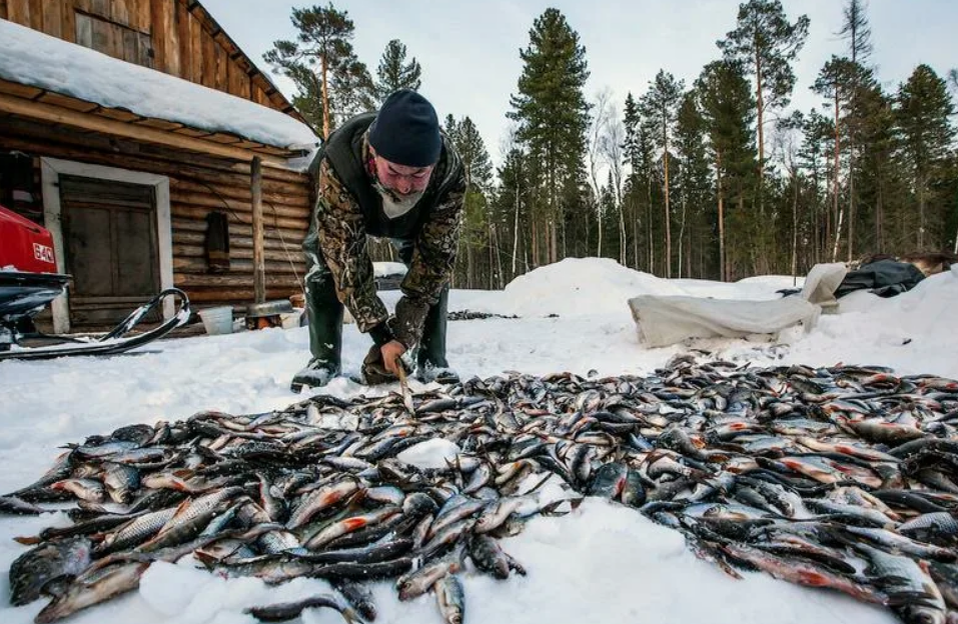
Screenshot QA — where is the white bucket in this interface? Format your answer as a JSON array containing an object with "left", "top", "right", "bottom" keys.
[{"left": 198, "top": 306, "right": 233, "bottom": 335}]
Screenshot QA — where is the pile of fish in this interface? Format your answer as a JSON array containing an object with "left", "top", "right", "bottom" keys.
[{"left": 4, "top": 358, "right": 958, "bottom": 624}]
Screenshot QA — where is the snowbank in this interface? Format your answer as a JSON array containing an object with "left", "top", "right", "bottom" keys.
[
  {"left": 0, "top": 20, "right": 318, "bottom": 150},
  {"left": 499, "top": 257, "right": 688, "bottom": 318}
]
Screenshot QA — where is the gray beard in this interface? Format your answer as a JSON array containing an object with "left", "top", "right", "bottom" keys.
[{"left": 375, "top": 181, "right": 424, "bottom": 219}]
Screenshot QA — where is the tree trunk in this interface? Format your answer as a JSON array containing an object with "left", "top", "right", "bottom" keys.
[
  {"left": 876, "top": 162, "right": 884, "bottom": 253},
  {"left": 321, "top": 55, "right": 330, "bottom": 140},
  {"left": 647, "top": 176, "right": 654, "bottom": 273},
  {"left": 512, "top": 181, "right": 521, "bottom": 277},
  {"left": 632, "top": 199, "right": 639, "bottom": 270},
  {"left": 664, "top": 145, "right": 672, "bottom": 278},
  {"left": 831, "top": 89, "right": 842, "bottom": 263},
  {"left": 717, "top": 152, "right": 726, "bottom": 282},
  {"left": 678, "top": 186, "right": 686, "bottom": 277},
  {"left": 918, "top": 173, "right": 926, "bottom": 248},
  {"left": 791, "top": 170, "right": 799, "bottom": 280}
]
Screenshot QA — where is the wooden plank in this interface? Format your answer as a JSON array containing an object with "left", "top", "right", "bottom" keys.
[
  {"left": 37, "top": 91, "right": 100, "bottom": 112},
  {"left": 168, "top": 192, "right": 308, "bottom": 218},
  {"left": 75, "top": 12, "right": 93, "bottom": 48},
  {"left": 173, "top": 260, "right": 302, "bottom": 278},
  {"left": 173, "top": 127, "right": 211, "bottom": 138},
  {"left": 96, "top": 107, "right": 142, "bottom": 122},
  {"left": 0, "top": 93, "right": 291, "bottom": 168},
  {"left": 171, "top": 204, "right": 307, "bottom": 230},
  {"left": 150, "top": 0, "right": 168, "bottom": 72},
  {"left": 170, "top": 178, "right": 310, "bottom": 207},
  {"left": 125, "top": 0, "right": 140, "bottom": 30},
  {"left": 89, "top": 0, "right": 110, "bottom": 19},
  {"left": 204, "top": 132, "right": 242, "bottom": 145},
  {"left": 214, "top": 43, "right": 228, "bottom": 92},
  {"left": 176, "top": 0, "right": 191, "bottom": 80},
  {"left": 252, "top": 85, "right": 269, "bottom": 106},
  {"left": 112, "top": 0, "right": 131, "bottom": 26},
  {"left": 91, "top": 16, "right": 110, "bottom": 55},
  {"left": 135, "top": 117, "right": 184, "bottom": 131},
  {"left": 237, "top": 66, "right": 251, "bottom": 100},
  {"left": 166, "top": 0, "right": 181, "bottom": 77},
  {"left": 137, "top": 0, "right": 150, "bottom": 34},
  {"left": 61, "top": 1, "right": 77, "bottom": 43},
  {"left": 0, "top": 79, "right": 44, "bottom": 100},
  {"left": 201, "top": 31, "right": 216, "bottom": 88},
  {"left": 0, "top": 1, "right": 8, "bottom": 21},
  {"left": 7, "top": 0, "right": 29, "bottom": 27},
  {"left": 42, "top": 1, "right": 62, "bottom": 39},
  {"left": 138, "top": 31, "right": 154, "bottom": 68},
  {"left": 122, "top": 28, "right": 138, "bottom": 64},
  {"left": 190, "top": 12, "right": 203, "bottom": 84},
  {"left": 27, "top": 0, "right": 42, "bottom": 31},
  {"left": 173, "top": 230, "right": 309, "bottom": 252}
]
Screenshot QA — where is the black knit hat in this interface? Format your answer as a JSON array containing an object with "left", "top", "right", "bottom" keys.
[{"left": 369, "top": 89, "right": 441, "bottom": 167}]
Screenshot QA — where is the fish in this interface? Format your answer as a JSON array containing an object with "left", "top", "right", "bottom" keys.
[
  {"left": 244, "top": 594, "right": 357, "bottom": 623},
  {"left": 3, "top": 361, "right": 958, "bottom": 624},
  {"left": 9, "top": 537, "right": 93, "bottom": 606}
]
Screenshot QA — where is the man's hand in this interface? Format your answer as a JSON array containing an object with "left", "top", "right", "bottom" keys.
[
  {"left": 361, "top": 341, "right": 407, "bottom": 385},
  {"left": 380, "top": 340, "right": 407, "bottom": 376}
]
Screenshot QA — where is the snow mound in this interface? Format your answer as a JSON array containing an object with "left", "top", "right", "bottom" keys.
[{"left": 500, "top": 258, "right": 687, "bottom": 318}]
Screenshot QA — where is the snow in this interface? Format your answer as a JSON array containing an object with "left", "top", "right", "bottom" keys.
[
  {"left": 374, "top": 262, "right": 408, "bottom": 278},
  {"left": 0, "top": 20, "right": 319, "bottom": 153},
  {"left": 396, "top": 439, "right": 461, "bottom": 470},
  {"left": 3, "top": 257, "right": 956, "bottom": 624}
]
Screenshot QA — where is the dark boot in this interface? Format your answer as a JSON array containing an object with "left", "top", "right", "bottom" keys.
[
  {"left": 416, "top": 285, "right": 458, "bottom": 384},
  {"left": 290, "top": 273, "right": 343, "bottom": 392},
  {"left": 391, "top": 238, "right": 458, "bottom": 385}
]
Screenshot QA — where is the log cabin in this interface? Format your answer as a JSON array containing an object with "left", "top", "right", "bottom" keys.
[{"left": 0, "top": 0, "right": 320, "bottom": 332}]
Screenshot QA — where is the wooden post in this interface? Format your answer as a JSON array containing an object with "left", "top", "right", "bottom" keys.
[{"left": 251, "top": 156, "right": 266, "bottom": 303}]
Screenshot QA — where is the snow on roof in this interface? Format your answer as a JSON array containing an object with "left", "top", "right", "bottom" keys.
[{"left": 0, "top": 20, "right": 319, "bottom": 151}]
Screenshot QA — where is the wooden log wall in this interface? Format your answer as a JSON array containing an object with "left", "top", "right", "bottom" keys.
[
  {"left": 0, "top": 0, "right": 302, "bottom": 121},
  {"left": 0, "top": 117, "right": 313, "bottom": 309}
]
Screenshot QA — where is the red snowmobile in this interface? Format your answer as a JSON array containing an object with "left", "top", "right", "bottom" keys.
[{"left": 0, "top": 204, "right": 190, "bottom": 360}]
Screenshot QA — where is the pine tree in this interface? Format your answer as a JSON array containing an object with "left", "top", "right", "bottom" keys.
[
  {"left": 812, "top": 56, "right": 860, "bottom": 261},
  {"left": 264, "top": 3, "right": 373, "bottom": 138},
  {"left": 897, "top": 65, "right": 956, "bottom": 248},
  {"left": 674, "top": 90, "right": 711, "bottom": 277},
  {"left": 375, "top": 39, "right": 422, "bottom": 102},
  {"left": 639, "top": 71, "right": 685, "bottom": 277},
  {"left": 718, "top": 0, "right": 809, "bottom": 170},
  {"left": 697, "top": 60, "right": 756, "bottom": 280},
  {"left": 507, "top": 8, "right": 591, "bottom": 265},
  {"left": 838, "top": 0, "right": 873, "bottom": 260},
  {"left": 446, "top": 116, "right": 494, "bottom": 288}
]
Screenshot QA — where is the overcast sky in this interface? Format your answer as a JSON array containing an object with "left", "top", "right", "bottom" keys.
[{"left": 201, "top": 0, "right": 956, "bottom": 163}]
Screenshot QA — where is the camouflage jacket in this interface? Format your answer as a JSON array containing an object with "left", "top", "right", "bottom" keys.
[{"left": 306, "top": 114, "right": 466, "bottom": 347}]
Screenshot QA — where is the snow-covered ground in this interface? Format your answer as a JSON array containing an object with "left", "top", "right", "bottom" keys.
[{"left": 3, "top": 257, "right": 957, "bottom": 624}]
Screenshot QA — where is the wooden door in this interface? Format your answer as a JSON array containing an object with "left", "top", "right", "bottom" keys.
[{"left": 59, "top": 175, "right": 160, "bottom": 326}]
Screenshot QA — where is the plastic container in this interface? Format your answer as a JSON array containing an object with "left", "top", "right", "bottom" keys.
[{"left": 198, "top": 306, "right": 233, "bottom": 335}]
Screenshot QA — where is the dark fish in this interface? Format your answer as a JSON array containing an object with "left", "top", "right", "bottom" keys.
[
  {"left": 9, "top": 537, "right": 92, "bottom": 606},
  {"left": 244, "top": 594, "right": 357, "bottom": 623}
]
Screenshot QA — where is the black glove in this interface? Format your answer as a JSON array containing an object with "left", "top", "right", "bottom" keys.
[
  {"left": 387, "top": 296, "right": 430, "bottom": 349},
  {"left": 361, "top": 344, "right": 397, "bottom": 385}
]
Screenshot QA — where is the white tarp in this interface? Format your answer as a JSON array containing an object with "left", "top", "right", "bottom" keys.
[
  {"left": 628, "top": 263, "right": 848, "bottom": 347},
  {"left": 0, "top": 20, "right": 318, "bottom": 151}
]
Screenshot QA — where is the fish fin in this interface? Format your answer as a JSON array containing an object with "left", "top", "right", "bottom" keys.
[{"left": 13, "top": 535, "right": 40, "bottom": 545}]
